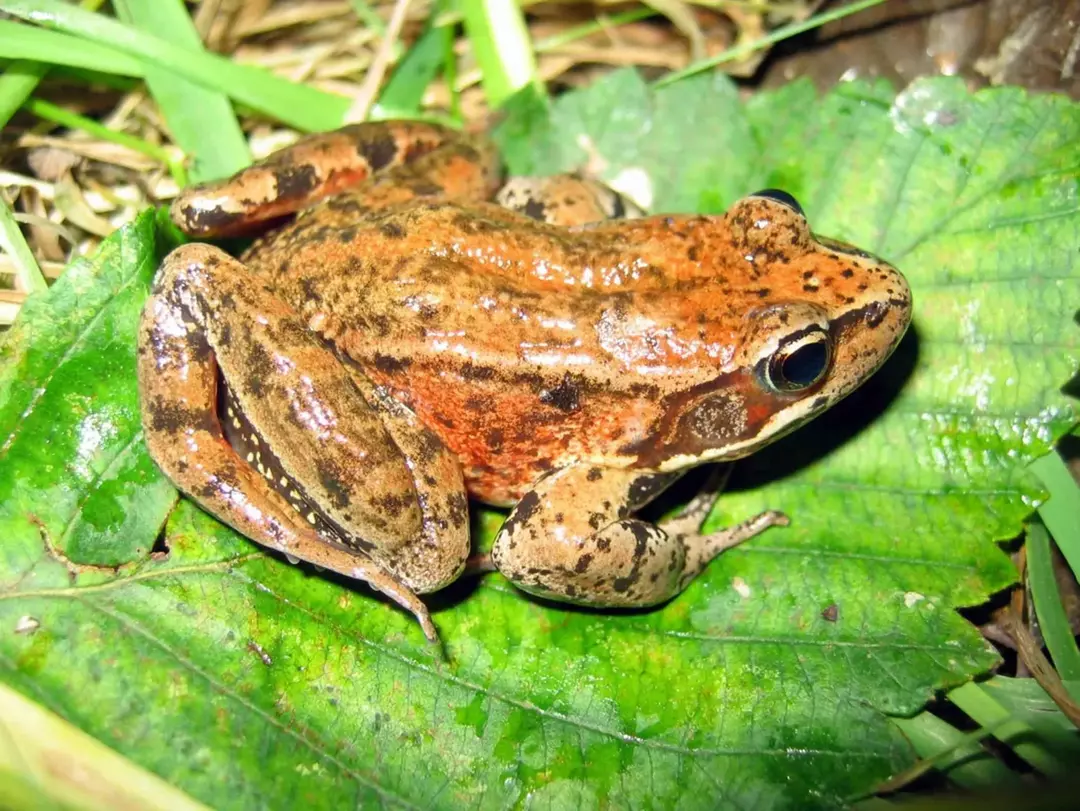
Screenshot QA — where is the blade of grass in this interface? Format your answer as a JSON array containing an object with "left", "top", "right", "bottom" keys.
[
  {"left": 374, "top": 0, "right": 454, "bottom": 119},
  {"left": 1026, "top": 520, "right": 1080, "bottom": 687},
  {"left": 534, "top": 7, "right": 657, "bottom": 53},
  {"left": 655, "top": 0, "right": 889, "bottom": 87},
  {"left": 0, "top": 20, "right": 145, "bottom": 78},
  {"left": 459, "top": 0, "right": 540, "bottom": 109},
  {"left": 0, "top": 0, "right": 109, "bottom": 128},
  {"left": 949, "top": 681, "right": 1069, "bottom": 777},
  {"left": 0, "top": 20, "right": 144, "bottom": 77},
  {"left": 0, "top": 60, "right": 47, "bottom": 128},
  {"left": 22, "top": 97, "right": 187, "bottom": 185},
  {"left": 347, "top": 0, "right": 389, "bottom": 37},
  {"left": 112, "top": 0, "right": 249, "bottom": 184},
  {"left": 0, "top": 193, "right": 46, "bottom": 294},
  {"left": 1030, "top": 452, "right": 1080, "bottom": 576},
  {"left": 0, "top": 683, "right": 210, "bottom": 811},
  {"left": 0, "top": 1, "right": 349, "bottom": 131},
  {"left": 889, "top": 709, "right": 1020, "bottom": 790}
]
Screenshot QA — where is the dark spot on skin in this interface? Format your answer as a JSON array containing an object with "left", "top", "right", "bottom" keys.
[
  {"left": 575, "top": 554, "right": 593, "bottom": 573},
  {"left": 464, "top": 396, "right": 488, "bottom": 412},
  {"left": 501, "top": 489, "right": 541, "bottom": 539},
  {"left": 407, "top": 181, "right": 445, "bottom": 197},
  {"left": 274, "top": 164, "right": 319, "bottom": 199},
  {"left": 447, "top": 492, "right": 469, "bottom": 526},
  {"left": 299, "top": 276, "right": 321, "bottom": 304},
  {"left": 865, "top": 301, "right": 888, "bottom": 328},
  {"left": 841, "top": 269, "right": 854, "bottom": 278},
  {"left": 148, "top": 399, "right": 219, "bottom": 437},
  {"left": 554, "top": 513, "right": 564, "bottom": 524},
  {"left": 565, "top": 585, "right": 578, "bottom": 598},
  {"left": 523, "top": 198, "right": 547, "bottom": 221},
  {"left": 460, "top": 363, "right": 496, "bottom": 381},
  {"left": 589, "top": 513, "right": 606, "bottom": 530},
  {"left": 687, "top": 246, "right": 700, "bottom": 262},
  {"left": 803, "top": 271, "right": 814, "bottom": 280},
  {"left": 628, "top": 473, "right": 676, "bottom": 509},
  {"left": 486, "top": 428, "right": 504, "bottom": 451},
  {"left": 539, "top": 373, "right": 582, "bottom": 412},
  {"left": 380, "top": 221, "right": 405, "bottom": 239},
  {"left": 811, "top": 396, "right": 829, "bottom": 410},
  {"left": 337, "top": 227, "right": 357, "bottom": 244},
  {"left": 596, "top": 537, "right": 611, "bottom": 551},
  {"left": 244, "top": 341, "right": 276, "bottom": 398},
  {"left": 649, "top": 572, "right": 660, "bottom": 583},
  {"left": 802, "top": 283, "right": 819, "bottom": 293},
  {"left": 316, "top": 459, "right": 352, "bottom": 510},
  {"left": 373, "top": 353, "right": 411, "bottom": 374},
  {"left": 755, "top": 288, "right": 770, "bottom": 298},
  {"left": 362, "top": 132, "right": 398, "bottom": 171},
  {"left": 587, "top": 467, "right": 603, "bottom": 482}
]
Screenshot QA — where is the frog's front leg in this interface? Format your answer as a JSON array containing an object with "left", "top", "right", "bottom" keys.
[
  {"left": 490, "top": 465, "right": 787, "bottom": 606},
  {"left": 137, "top": 244, "right": 469, "bottom": 644}
]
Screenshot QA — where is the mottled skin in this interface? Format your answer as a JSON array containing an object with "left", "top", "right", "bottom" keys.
[{"left": 138, "top": 121, "right": 912, "bottom": 646}]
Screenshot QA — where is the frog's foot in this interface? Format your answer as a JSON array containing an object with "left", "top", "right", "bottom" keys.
[
  {"left": 490, "top": 464, "right": 787, "bottom": 607},
  {"left": 170, "top": 120, "right": 500, "bottom": 238},
  {"left": 138, "top": 243, "right": 469, "bottom": 647}
]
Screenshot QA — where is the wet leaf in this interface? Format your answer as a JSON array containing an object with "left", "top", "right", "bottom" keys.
[{"left": 1, "top": 75, "right": 1078, "bottom": 809}]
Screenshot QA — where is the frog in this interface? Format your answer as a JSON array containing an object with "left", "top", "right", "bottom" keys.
[{"left": 138, "top": 120, "right": 912, "bottom": 648}]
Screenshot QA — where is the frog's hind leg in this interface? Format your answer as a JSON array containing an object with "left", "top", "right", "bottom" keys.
[
  {"left": 489, "top": 464, "right": 787, "bottom": 607},
  {"left": 171, "top": 120, "right": 501, "bottom": 238},
  {"left": 495, "top": 175, "right": 646, "bottom": 226},
  {"left": 138, "top": 243, "right": 470, "bottom": 646}
]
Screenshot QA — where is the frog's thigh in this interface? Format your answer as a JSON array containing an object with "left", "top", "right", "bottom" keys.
[
  {"left": 491, "top": 465, "right": 787, "bottom": 606},
  {"left": 139, "top": 245, "right": 467, "bottom": 598},
  {"left": 495, "top": 176, "right": 645, "bottom": 226}
]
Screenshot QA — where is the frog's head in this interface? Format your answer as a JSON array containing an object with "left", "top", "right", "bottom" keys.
[{"left": 655, "top": 190, "right": 912, "bottom": 471}]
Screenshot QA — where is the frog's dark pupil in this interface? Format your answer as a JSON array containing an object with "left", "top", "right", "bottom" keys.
[
  {"left": 778, "top": 341, "right": 828, "bottom": 388},
  {"left": 752, "top": 189, "right": 804, "bottom": 215}
]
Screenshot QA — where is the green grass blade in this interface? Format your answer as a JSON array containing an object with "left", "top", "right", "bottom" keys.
[
  {"left": 0, "top": 0, "right": 349, "bottom": 131},
  {"left": 0, "top": 193, "right": 46, "bottom": 294},
  {"left": 534, "top": 7, "right": 656, "bottom": 53},
  {"left": 1026, "top": 520, "right": 1080, "bottom": 686},
  {"left": 0, "top": 0, "right": 109, "bottom": 127},
  {"left": 112, "top": 0, "right": 249, "bottom": 184},
  {"left": 655, "top": 0, "right": 888, "bottom": 87},
  {"left": 0, "top": 19, "right": 144, "bottom": 77},
  {"left": 23, "top": 97, "right": 186, "bottom": 185},
  {"left": 1030, "top": 452, "right": 1080, "bottom": 577},
  {"left": 459, "top": 0, "right": 539, "bottom": 108},
  {"left": 949, "top": 682, "right": 1068, "bottom": 776},
  {"left": 0, "top": 683, "right": 209, "bottom": 810},
  {"left": 375, "top": 3, "right": 453, "bottom": 118},
  {"left": 0, "top": 59, "right": 47, "bottom": 128},
  {"left": 890, "top": 710, "right": 1020, "bottom": 790}
]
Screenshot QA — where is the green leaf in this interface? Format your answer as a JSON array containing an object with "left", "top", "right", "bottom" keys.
[
  {"left": 0, "top": 209, "right": 178, "bottom": 568},
  {"left": 2, "top": 74, "right": 1078, "bottom": 809}
]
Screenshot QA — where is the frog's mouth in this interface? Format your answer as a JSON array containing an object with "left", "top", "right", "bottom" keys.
[{"left": 643, "top": 286, "right": 912, "bottom": 472}]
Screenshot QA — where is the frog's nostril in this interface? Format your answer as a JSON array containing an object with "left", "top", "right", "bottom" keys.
[{"left": 750, "top": 189, "right": 804, "bottom": 216}]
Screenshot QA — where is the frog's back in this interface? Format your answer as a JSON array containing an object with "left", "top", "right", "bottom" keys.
[{"left": 243, "top": 201, "right": 743, "bottom": 502}]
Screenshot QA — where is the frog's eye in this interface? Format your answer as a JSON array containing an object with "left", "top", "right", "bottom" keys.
[
  {"left": 751, "top": 189, "right": 804, "bottom": 216},
  {"left": 762, "top": 329, "right": 831, "bottom": 393}
]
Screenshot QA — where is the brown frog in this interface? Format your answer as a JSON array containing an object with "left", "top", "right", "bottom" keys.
[{"left": 137, "top": 121, "right": 912, "bottom": 647}]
